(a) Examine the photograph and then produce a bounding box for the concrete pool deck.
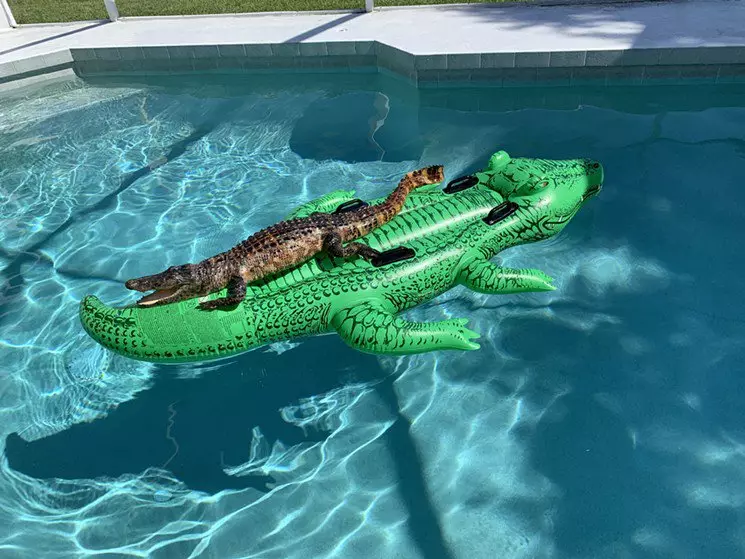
[1,0,745,90]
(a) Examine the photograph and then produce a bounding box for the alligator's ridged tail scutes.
[381,165,444,215]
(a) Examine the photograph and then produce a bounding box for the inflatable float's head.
[483,150,603,236]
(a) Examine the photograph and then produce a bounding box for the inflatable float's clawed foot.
[332,301,480,355]
[459,260,555,295]
[284,189,358,219]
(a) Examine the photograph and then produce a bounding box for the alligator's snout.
[124,276,171,293]
[123,264,198,307]
[125,264,193,291]
[124,278,150,291]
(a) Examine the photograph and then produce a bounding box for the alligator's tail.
[381,165,444,215]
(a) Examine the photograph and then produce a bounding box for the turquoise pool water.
[1,71,745,558]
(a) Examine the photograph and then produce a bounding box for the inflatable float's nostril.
[588,160,604,187]
[487,150,511,171]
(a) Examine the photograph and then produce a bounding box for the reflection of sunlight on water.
[497,241,672,302]
[390,349,561,559]
[574,248,669,297]
[403,238,673,357]
[265,341,302,355]
[1,249,156,436]
[645,425,745,509]
[0,379,407,558]
[227,382,389,480]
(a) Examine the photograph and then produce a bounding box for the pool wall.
[2,42,745,93]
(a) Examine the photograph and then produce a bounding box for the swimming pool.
[1,70,745,558]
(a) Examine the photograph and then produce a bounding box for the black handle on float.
[443,175,479,194]
[334,199,369,214]
[371,246,416,268]
[483,201,519,225]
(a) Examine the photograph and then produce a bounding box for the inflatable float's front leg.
[285,189,358,219]
[331,301,480,355]
[459,259,555,294]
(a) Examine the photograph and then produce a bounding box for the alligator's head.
[481,150,603,237]
[125,264,206,307]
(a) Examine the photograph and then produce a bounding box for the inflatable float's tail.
[79,294,260,363]
[79,295,138,359]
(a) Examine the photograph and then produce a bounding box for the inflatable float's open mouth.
[136,288,179,306]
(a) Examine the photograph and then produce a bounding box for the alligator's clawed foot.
[198,277,247,311]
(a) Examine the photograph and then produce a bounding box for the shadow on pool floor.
[4,336,383,495]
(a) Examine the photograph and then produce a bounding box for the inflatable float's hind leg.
[459,260,555,294]
[332,301,480,355]
[285,189,358,219]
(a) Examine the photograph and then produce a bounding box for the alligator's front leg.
[323,232,382,262]
[198,276,247,310]
[459,259,555,294]
[332,301,480,355]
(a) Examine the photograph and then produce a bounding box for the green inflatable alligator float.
[79,150,603,363]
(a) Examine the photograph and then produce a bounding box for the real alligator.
[124,165,445,310]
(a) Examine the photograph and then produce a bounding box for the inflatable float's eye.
[540,180,549,188]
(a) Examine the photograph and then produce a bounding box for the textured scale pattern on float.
[79,150,604,363]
